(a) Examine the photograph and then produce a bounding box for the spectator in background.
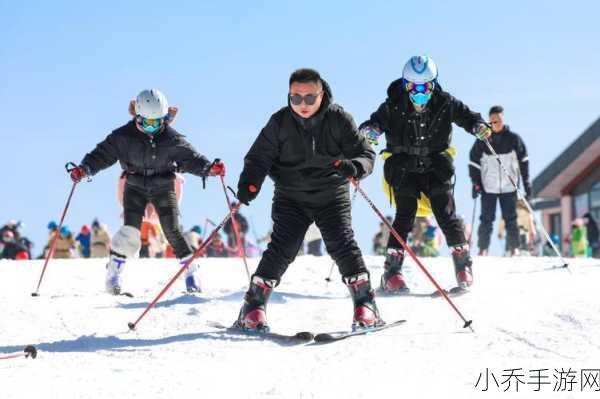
[90,219,111,258]
[184,225,203,252]
[421,220,440,257]
[499,199,537,255]
[570,218,588,257]
[223,204,249,254]
[543,234,561,256]
[206,233,230,257]
[372,216,393,255]
[39,221,59,258]
[1,230,29,260]
[469,105,530,256]
[54,226,76,259]
[76,225,92,258]
[140,218,159,258]
[583,212,599,258]
[0,220,19,240]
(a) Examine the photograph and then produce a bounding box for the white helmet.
[135,89,169,119]
[402,55,438,84]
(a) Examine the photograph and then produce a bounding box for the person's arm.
[338,110,376,179]
[237,115,281,203]
[358,100,392,146]
[173,136,213,177]
[450,96,485,135]
[80,132,122,176]
[514,134,531,197]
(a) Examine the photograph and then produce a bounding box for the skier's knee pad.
[111,226,141,258]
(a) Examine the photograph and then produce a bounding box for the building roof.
[533,116,600,199]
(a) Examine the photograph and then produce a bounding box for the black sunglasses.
[289,92,322,106]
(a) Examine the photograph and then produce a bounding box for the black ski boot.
[452,245,473,288]
[344,272,385,330]
[233,275,278,332]
[380,248,409,294]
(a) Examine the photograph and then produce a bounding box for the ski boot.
[233,275,278,332]
[452,245,473,288]
[180,256,201,293]
[105,251,126,295]
[379,248,408,294]
[344,272,385,331]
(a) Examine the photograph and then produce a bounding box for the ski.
[430,286,470,298]
[313,319,406,344]
[207,321,314,344]
[119,291,134,298]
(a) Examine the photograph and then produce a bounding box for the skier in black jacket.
[360,55,492,293]
[469,105,530,256]
[234,68,383,331]
[69,89,225,294]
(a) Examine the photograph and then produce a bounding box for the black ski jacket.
[469,126,529,193]
[81,121,211,190]
[238,80,375,194]
[360,79,483,184]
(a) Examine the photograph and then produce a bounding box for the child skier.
[69,89,225,294]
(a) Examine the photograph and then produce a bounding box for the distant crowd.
[1,209,598,261]
[371,209,599,259]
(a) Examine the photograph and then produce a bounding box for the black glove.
[523,181,532,200]
[237,183,259,206]
[334,159,358,178]
[472,184,482,199]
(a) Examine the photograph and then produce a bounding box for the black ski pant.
[387,172,466,249]
[255,186,367,281]
[123,183,192,259]
[477,191,519,251]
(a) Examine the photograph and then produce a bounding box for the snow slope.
[1,255,599,399]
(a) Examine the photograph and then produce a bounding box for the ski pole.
[325,185,359,282]
[219,174,251,281]
[481,137,568,269]
[349,178,474,331]
[467,197,478,248]
[128,204,241,330]
[32,163,80,297]
[0,346,37,360]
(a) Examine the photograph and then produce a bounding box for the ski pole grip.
[65,162,78,173]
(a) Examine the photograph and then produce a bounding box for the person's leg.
[380,176,419,293]
[151,188,200,291]
[499,192,519,255]
[236,194,312,331]
[105,184,145,294]
[313,189,383,328]
[477,192,498,254]
[426,174,473,287]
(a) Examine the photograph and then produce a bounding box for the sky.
[1,0,599,258]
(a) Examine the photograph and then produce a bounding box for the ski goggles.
[137,116,166,134]
[404,80,435,94]
[289,92,322,106]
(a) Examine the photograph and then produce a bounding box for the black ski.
[313,319,407,344]
[430,286,469,298]
[119,291,134,298]
[207,321,314,344]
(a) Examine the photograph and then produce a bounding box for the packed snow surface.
[1,255,599,398]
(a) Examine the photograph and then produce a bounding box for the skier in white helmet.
[69,89,226,295]
[359,55,492,293]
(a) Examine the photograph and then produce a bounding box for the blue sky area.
[1,0,599,259]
